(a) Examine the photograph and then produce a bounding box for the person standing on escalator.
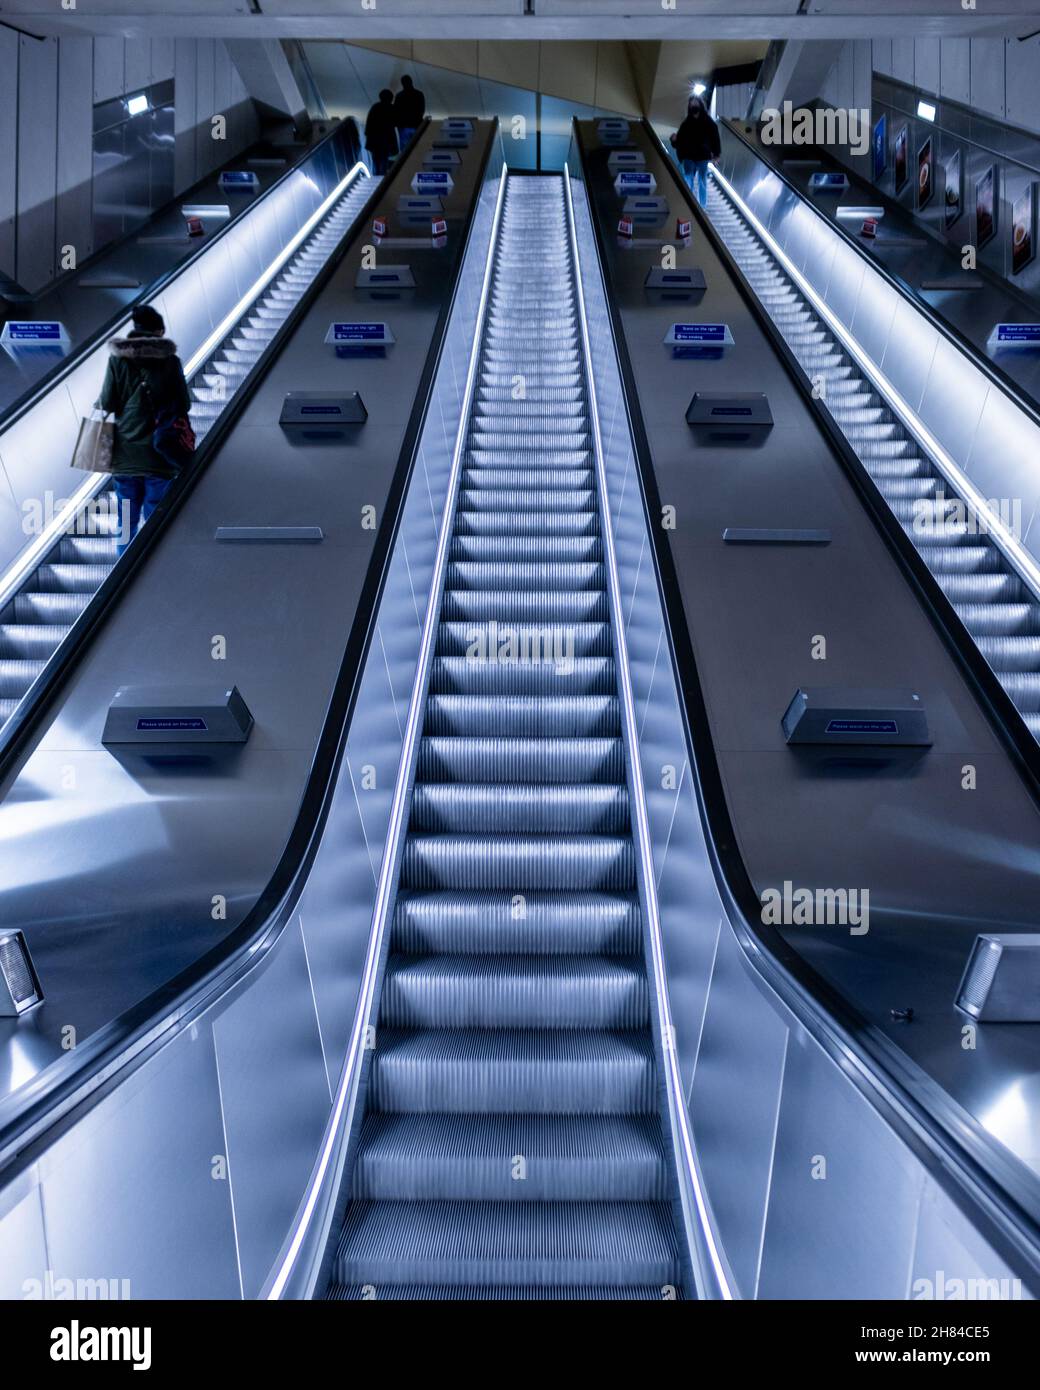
[393,75,426,150]
[98,304,194,557]
[669,94,721,209]
[365,89,400,176]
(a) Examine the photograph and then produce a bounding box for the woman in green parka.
[98,303,193,555]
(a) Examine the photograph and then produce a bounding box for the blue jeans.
[682,159,710,208]
[398,126,417,148]
[114,475,172,555]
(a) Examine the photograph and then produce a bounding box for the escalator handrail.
[0,120,500,1173]
[0,118,363,438]
[573,115,1040,1288]
[718,116,1040,435]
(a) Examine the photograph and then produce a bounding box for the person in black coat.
[669,94,721,208]
[393,75,426,148]
[365,89,399,175]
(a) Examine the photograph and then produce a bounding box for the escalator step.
[368,1029,656,1114]
[429,655,615,696]
[417,734,622,782]
[392,889,640,954]
[327,1282,680,1300]
[409,782,630,835]
[423,694,620,737]
[401,833,635,891]
[335,1200,679,1288]
[436,619,609,657]
[351,1112,667,1200]
[380,953,649,1029]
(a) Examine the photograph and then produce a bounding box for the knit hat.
[131,303,165,336]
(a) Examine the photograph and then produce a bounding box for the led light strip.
[184,161,368,377]
[711,164,1040,609]
[0,164,370,632]
[266,168,509,1301]
[564,170,734,1302]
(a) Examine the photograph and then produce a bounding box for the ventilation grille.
[0,934,37,1008]
[958,939,1002,1014]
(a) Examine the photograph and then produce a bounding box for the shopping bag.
[71,411,115,472]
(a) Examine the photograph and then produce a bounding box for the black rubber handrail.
[0,121,500,1177]
[572,116,1040,1288]
[721,116,1040,432]
[0,118,361,435]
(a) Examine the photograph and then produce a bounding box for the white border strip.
[711,163,1040,609]
[266,166,509,1301]
[564,169,734,1301]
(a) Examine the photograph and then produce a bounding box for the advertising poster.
[943,149,961,228]
[976,165,997,246]
[1012,182,1036,274]
[872,114,887,183]
[894,124,908,192]
[917,137,933,209]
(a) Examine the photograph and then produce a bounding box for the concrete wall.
[0,35,258,295]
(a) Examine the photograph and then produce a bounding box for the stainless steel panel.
[758,1028,923,1299]
[0,1177,47,1299]
[690,924,789,1299]
[41,1024,240,1299]
[211,920,330,1298]
[911,1177,1030,1301]
[16,36,58,294]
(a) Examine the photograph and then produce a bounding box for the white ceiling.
[5,0,1038,40]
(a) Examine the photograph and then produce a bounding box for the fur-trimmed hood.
[109,335,178,360]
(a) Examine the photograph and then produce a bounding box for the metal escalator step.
[417,735,621,783]
[994,671,1040,710]
[453,511,599,538]
[0,625,69,659]
[976,635,1040,672]
[368,1029,655,1114]
[401,833,635,891]
[0,698,19,724]
[410,783,630,835]
[448,535,602,563]
[436,620,609,658]
[351,1112,667,1200]
[429,655,615,696]
[329,1280,681,1300]
[465,448,590,469]
[445,560,603,590]
[956,603,1040,637]
[335,1199,679,1288]
[423,694,620,738]
[392,889,639,954]
[439,588,608,623]
[12,591,92,624]
[380,953,649,1029]
[925,545,1005,573]
[0,659,46,698]
[937,572,1025,604]
[33,563,110,594]
[55,536,118,564]
[462,468,593,492]
[458,489,595,514]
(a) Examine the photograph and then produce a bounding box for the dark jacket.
[675,110,721,163]
[365,101,399,159]
[393,86,425,131]
[98,335,192,478]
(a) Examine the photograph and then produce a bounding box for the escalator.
[0,167,373,728]
[329,174,686,1300]
[704,174,1040,741]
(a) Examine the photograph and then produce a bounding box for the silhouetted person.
[365,89,399,175]
[670,94,721,208]
[393,75,426,148]
[98,304,193,556]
